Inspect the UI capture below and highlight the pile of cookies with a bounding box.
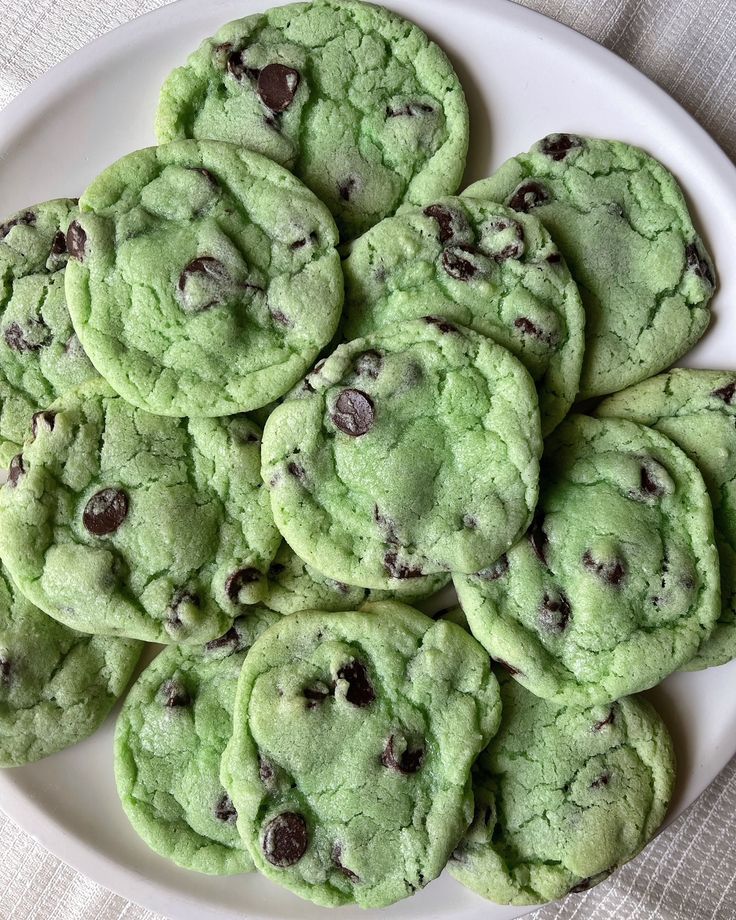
[0,0,730,911]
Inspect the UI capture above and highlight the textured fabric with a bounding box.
[0,1,735,918]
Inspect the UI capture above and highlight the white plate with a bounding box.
[1,0,735,918]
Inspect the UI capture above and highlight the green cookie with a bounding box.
[598,369,736,670]
[0,563,141,767]
[261,318,542,589]
[0,380,280,644]
[450,676,675,905]
[115,608,278,875]
[0,199,98,466]
[464,135,715,399]
[454,414,720,704]
[261,542,450,615]
[342,196,585,434]
[64,140,342,416]
[155,0,468,240]
[220,602,501,907]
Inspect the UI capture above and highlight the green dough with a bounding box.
[115,608,278,875]
[261,541,450,615]
[0,563,141,767]
[261,318,542,588]
[464,135,715,399]
[449,676,675,905]
[64,140,342,416]
[0,199,98,466]
[155,0,468,240]
[0,379,280,644]
[342,196,585,434]
[454,414,721,704]
[598,369,736,670]
[220,601,501,907]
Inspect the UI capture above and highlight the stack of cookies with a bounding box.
[0,0,729,911]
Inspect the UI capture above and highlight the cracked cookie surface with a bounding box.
[64,140,342,416]
[261,542,450,615]
[0,199,98,466]
[261,318,542,589]
[155,0,468,240]
[598,369,736,670]
[464,135,715,399]
[0,379,280,644]
[454,414,720,704]
[115,608,278,874]
[342,196,585,434]
[0,562,141,766]
[449,675,675,905]
[220,601,501,907]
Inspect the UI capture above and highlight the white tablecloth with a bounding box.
[0,1,735,917]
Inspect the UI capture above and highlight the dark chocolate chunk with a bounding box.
[476,554,509,581]
[539,133,583,161]
[539,591,571,632]
[4,319,50,353]
[337,660,375,707]
[225,568,261,603]
[31,411,56,438]
[331,389,374,436]
[380,735,424,774]
[582,550,625,586]
[83,487,128,536]
[161,679,191,708]
[214,793,238,824]
[712,380,736,404]
[354,350,383,379]
[507,181,550,213]
[383,551,423,579]
[7,454,25,487]
[423,315,458,334]
[257,63,300,112]
[66,221,87,260]
[685,242,714,287]
[332,844,360,882]
[263,812,308,867]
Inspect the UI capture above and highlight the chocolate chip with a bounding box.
[582,550,625,586]
[267,562,285,578]
[685,242,714,286]
[380,735,424,774]
[177,256,232,312]
[257,63,300,112]
[483,217,525,261]
[205,624,242,654]
[287,461,306,482]
[214,793,237,824]
[167,589,200,632]
[259,757,275,785]
[0,211,36,241]
[422,315,458,334]
[290,231,318,250]
[225,568,261,603]
[337,660,375,707]
[639,464,665,499]
[161,679,190,708]
[423,203,469,244]
[66,221,87,260]
[7,454,24,487]
[50,230,67,256]
[507,181,550,213]
[0,656,11,687]
[590,772,610,789]
[539,133,583,161]
[386,102,434,117]
[384,551,423,579]
[442,244,481,281]
[31,411,55,438]
[547,252,562,264]
[339,177,357,202]
[374,506,399,545]
[514,316,554,345]
[493,657,522,676]
[539,592,571,632]
[226,51,258,81]
[263,812,308,867]
[4,319,50,353]
[354,350,383,379]
[82,487,129,536]
[712,381,736,404]
[528,513,548,566]
[331,389,374,436]
[592,709,616,732]
[476,554,509,581]
[332,844,360,882]
[304,682,334,707]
